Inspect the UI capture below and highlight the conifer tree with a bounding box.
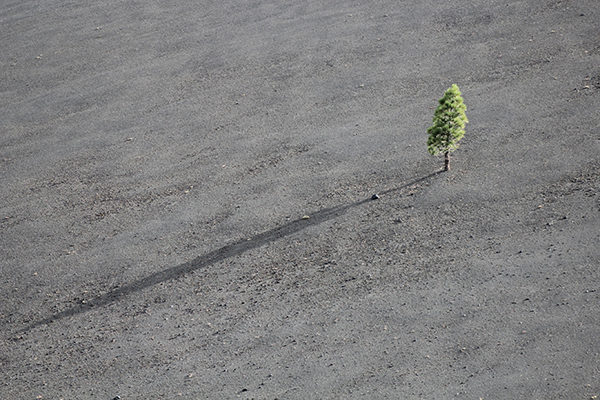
[427,84,468,171]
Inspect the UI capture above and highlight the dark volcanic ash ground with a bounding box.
[1,0,600,399]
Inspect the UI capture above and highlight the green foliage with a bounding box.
[427,84,468,168]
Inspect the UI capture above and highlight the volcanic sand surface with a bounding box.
[1,0,600,398]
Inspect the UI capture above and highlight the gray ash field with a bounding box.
[1,1,599,399]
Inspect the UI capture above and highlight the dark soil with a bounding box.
[1,0,599,399]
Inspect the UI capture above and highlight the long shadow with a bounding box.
[19,170,442,333]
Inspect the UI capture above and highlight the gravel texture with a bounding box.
[1,0,600,399]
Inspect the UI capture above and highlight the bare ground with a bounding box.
[1,0,600,399]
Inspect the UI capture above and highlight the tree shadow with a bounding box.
[18,170,443,333]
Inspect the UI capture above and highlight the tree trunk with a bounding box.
[444,151,450,171]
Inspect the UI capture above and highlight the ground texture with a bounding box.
[1,0,600,399]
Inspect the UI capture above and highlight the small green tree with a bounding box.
[427,84,468,171]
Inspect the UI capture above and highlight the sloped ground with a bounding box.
[1,0,599,398]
